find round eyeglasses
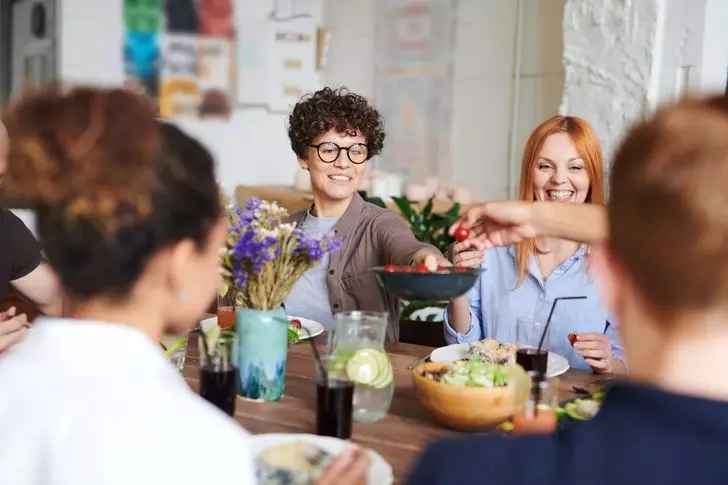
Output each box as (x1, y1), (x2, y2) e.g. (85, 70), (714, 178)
(310, 142), (370, 164)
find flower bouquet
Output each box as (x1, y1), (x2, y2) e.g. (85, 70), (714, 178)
(219, 197), (341, 401)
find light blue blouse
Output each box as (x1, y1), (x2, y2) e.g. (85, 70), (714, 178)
(443, 245), (624, 370)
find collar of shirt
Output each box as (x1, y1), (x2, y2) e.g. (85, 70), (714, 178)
(508, 243), (588, 284)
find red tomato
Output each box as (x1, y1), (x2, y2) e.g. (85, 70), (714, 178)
(568, 333), (577, 346)
(454, 266), (469, 272)
(383, 264), (398, 272)
(437, 266), (451, 272)
(401, 266), (413, 272)
(454, 225), (471, 242)
(415, 264), (429, 272)
(290, 319), (302, 328)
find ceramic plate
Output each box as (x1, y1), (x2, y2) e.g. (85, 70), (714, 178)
(200, 315), (324, 340)
(429, 342), (570, 378)
(251, 433), (393, 485)
(288, 315), (325, 340)
(199, 316), (218, 333)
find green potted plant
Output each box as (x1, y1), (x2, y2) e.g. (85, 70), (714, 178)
(368, 195), (460, 347)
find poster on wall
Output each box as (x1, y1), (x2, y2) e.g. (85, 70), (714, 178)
(123, 0), (235, 120)
(374, 0), (456, 185)
(266, 15), (320, 113)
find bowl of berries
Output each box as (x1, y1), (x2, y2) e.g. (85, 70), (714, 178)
(372, 264), (484, 301)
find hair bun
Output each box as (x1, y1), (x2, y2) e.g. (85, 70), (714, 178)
(2, 86), (159, 228)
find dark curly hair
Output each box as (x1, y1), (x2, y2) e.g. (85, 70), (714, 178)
(287, 86), (385, 160)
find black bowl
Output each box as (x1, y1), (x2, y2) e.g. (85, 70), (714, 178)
(372, 266), (485, 301)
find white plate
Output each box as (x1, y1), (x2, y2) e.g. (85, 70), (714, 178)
(288, 315), (324, 340)
(429, 342), (570, 378)
(199, 316), (218, 333)
(198, 315), (324, 340)
(252, 433), (393, 485)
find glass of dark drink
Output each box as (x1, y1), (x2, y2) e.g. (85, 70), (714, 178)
(198, 333), (238, 416)
(516, 317), (550, 374)
(315, 357), (354, 440)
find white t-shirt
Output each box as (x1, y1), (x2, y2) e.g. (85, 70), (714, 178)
(0, 317), (257, 485)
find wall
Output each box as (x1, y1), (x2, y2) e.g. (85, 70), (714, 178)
(560, 0), (728, 171)
(58, 0), (314, 196)
(326, 0), (566, 201)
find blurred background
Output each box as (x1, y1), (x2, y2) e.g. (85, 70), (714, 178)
(1, 0), (727, 233)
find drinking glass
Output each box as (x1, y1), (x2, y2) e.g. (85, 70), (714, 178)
(217, 288), (238, 330)
(512, 371), (559, 435)
(161, 333), (189, 371)
(198, 333), (238, 416)
(315, 356), (354, 439)
(515, 316), (551, 374)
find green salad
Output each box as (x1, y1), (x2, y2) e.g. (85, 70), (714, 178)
(426, 360), (509, 388)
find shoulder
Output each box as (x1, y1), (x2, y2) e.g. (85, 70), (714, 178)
(285, 209), (307, 225)
(78, 391), (254, 481)
(364, 203), (407, 228)
(482, 246), (517, 271)
(406, 433), (557, 485)
(0, 209), (30, 234)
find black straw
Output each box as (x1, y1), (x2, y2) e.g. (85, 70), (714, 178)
(533, 295), (587, 415)
(195, 326), (211, 360)
(302, 326), (328, 383)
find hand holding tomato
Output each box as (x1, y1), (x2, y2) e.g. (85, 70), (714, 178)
(450, 239), (484, 268)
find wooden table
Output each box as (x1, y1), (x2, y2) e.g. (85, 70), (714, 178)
(183, 337), (615, 484)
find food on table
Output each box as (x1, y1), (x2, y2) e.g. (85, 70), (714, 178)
(453, 225), (471, 242)
(288, 319), (303, 345)
(377, 265), (455, 273)
(464, 338), (516, 365)
(498, 389), (605, 433)
(564, 398), (602, 420)
(255, 441), (336, 485)
(421, 359), (509, 388)
(568, 333), (577, 346)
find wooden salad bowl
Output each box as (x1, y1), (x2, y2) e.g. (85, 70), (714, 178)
(411, 361), (530, 431)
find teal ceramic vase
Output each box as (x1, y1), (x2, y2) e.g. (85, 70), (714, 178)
(235, 307), (288, 401)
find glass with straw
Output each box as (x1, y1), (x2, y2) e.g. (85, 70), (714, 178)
(315, 355), (354, 439)
(513, 296), (586, 434)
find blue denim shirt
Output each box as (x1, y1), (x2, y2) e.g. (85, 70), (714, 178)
(443, 245), (624, 370)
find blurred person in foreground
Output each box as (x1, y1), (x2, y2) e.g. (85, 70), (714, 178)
(0, 87), (369, 485)
(407, 95), (728, 485)
(0, 121), (62, 354)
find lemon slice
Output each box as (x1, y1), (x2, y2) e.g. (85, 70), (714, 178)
(204, 324), (222, 351)
(160, 335), (188, 357)
(346, 348), (391, 387)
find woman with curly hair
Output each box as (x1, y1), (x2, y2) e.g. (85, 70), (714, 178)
(284, 87), (448, 340)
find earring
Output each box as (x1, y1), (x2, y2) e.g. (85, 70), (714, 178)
(178, 290), (188, 302)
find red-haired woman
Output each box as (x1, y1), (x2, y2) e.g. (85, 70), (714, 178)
(444, 116), (626, 375)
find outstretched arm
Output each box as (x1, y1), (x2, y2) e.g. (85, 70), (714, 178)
(451, 200), (608, 247)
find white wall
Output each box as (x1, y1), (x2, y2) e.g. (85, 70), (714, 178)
(326, 0), (565, 201)
(58, 0), (309, 196)
(560, 0), (728, 170)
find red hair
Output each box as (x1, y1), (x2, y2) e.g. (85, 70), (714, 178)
(514, 115), (606, 286)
